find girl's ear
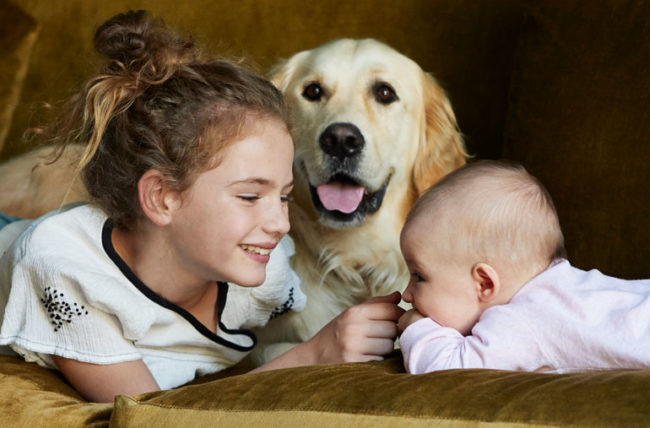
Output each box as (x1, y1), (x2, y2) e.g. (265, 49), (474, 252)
(472, 263), (501, 304)
(137, 169), (181, 226)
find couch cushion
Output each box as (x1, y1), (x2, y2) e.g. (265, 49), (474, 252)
(0, 356), (111, 427)
(503, 1), (650, 279)
(0, 0), (38, 153)
(2, 353), (650, 427)
(110, 354), (650, 427)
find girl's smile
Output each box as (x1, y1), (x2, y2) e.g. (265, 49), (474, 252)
(240, 242), (277, 263)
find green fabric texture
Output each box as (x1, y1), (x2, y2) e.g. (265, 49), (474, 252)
(0, 356), (111, 427)
(502, 1), (650, 279)
(2, 0), (525, 162)
(0, 0), (38, 153)
(2, 353), (649, 428)
(111, 355), (650, 427)
(0, 0), (649, 426)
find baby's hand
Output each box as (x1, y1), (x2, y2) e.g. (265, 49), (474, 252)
(398, 308), (425, 334)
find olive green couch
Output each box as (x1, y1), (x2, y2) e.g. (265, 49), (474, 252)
(1, 0), (649, 426)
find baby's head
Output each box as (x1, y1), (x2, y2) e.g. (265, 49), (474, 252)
(400, 160), (565, 335)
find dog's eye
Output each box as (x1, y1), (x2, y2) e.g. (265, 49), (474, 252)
(302, 83), (323, 101)
(373, 83), (398, 104)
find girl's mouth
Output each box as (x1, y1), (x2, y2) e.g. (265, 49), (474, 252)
(240, 244), (273, 256)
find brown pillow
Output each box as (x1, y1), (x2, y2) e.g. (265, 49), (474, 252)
(0, 356), (111, 426)
(0, 0), (38, 154)
(503, 1), (650, 279)
(112, 355), (650, 427)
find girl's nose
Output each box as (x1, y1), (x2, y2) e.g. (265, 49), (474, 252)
(263, 201), (290, 236)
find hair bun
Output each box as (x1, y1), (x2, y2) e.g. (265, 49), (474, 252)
(94, 10), (152, 67)
(93, 10), (196, 76)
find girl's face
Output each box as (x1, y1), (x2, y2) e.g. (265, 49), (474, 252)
(399, 216), (481, 335)
(168, 118), (294, 287)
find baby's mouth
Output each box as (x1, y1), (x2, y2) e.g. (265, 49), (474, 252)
(240, 244), (273, 256)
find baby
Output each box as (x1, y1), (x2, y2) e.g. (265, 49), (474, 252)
(397, 160), (650, 374)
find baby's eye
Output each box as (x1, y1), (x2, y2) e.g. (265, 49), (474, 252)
(238, 194), (260, 203)
(411, 272), (425, 282)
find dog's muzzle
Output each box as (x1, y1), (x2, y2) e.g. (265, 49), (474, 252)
(304, 122), (391, 227)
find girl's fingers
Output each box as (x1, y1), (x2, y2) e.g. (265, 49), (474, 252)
(364, 319), (399, 339)
(360, 337), (398, 357)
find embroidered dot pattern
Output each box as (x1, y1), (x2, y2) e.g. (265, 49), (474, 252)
(269, 287), (295, 320)
(40, 286), (88, 332)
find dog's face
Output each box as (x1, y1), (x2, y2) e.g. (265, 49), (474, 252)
(271, 38), (465, 230)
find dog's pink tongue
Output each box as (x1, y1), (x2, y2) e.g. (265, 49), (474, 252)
(317, 182), (364, 214)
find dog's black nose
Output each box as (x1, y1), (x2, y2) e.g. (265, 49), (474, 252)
(319, 123), (365, 159)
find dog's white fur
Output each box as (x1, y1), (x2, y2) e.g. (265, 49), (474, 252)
(0, 38), (466, 364)
(252, 38), (466, 362)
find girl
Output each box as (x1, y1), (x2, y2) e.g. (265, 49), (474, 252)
(0, 10), (403, 403)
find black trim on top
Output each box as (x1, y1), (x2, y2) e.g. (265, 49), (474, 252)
(101, 219), (257, 352)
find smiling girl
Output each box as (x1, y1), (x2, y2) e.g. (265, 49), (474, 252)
(0, 10), (403, 402)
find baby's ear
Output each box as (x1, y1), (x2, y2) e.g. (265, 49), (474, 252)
(138, 169), (180, 226)
(472, 263), (501, 304)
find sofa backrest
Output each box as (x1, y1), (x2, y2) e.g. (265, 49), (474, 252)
(1, 0), (648, 279)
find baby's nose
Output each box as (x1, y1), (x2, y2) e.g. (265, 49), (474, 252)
(401, 286), (413, 303)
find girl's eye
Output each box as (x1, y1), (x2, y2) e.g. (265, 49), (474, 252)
(238, 194), (259, 202)
(281, 194), (294, 204)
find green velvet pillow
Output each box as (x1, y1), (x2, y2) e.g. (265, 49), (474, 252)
(111, 355), (650, 427)
(0, 0), (38, 154)
(3, 354), (650, 427)
(502, 1), (650, 279)
(0, 356), (111, 427)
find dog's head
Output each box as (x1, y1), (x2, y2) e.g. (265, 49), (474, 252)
(271, 38), (466, 230)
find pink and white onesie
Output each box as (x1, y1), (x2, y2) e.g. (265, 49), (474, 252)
(399, 259), (650, 374)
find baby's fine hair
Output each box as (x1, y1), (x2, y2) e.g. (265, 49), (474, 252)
(408, 160), (566, 270)
(47, 10), (288, 229)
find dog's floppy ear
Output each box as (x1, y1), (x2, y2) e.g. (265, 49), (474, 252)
(268, 51), (309, 92)
(412, 72), (467, 196)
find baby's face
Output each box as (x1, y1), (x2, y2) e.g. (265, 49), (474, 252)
(399, 216), (481, 335)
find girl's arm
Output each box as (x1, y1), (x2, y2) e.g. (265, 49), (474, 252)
(251, 292), (405, 373)
(51, 355), (160, 403)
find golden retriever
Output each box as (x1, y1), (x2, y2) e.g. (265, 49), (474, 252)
(252, 38), (466, 362)
(0, 38), (466, 363)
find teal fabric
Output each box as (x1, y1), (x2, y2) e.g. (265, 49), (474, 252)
(0, 213), (21, 230)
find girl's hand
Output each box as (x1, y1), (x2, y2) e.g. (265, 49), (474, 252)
(397, 308), (425, 335)
(308, 291), (405, 363)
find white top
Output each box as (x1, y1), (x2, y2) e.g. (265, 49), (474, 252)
(399, 259), (650, 374)
(0, 204), (305, 389)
